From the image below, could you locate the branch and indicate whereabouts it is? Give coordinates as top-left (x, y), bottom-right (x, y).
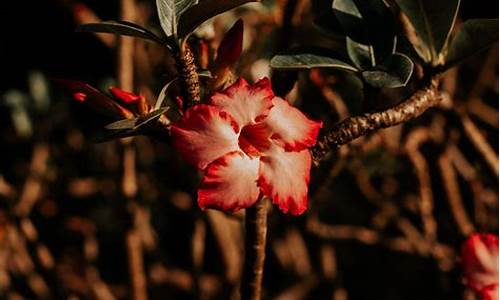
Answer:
top-left (311, 77), bottom-right (441, 164)
top-left (241, 196), bottom-right (268, 300)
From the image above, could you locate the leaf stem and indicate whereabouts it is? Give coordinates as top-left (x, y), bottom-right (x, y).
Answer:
top-left (241, 196), bottom-right (268, 300)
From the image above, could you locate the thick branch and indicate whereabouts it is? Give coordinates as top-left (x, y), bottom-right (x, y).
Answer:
top-left (241, 197), bottom-right (268, 300)
top-left (311, 77), bottom-right (441, 164)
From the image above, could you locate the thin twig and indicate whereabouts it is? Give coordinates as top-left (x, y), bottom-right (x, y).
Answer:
top-left (461, 114), bottom-right (499, 177)
top-left (15, 143), bottom-right (49, 217)
top-left (404, 128), bottom-right (437, 242)
top-left (438, 150), bottom-right (475, 236)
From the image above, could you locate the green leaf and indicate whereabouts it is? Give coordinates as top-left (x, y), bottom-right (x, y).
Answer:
top-left (104, 108), bottom-right (169, 130)
top-left (156, 0), bottom-right (199, 37)
top-left (445, 19), bottom-right (499, 69)
top-left (346, 37), bottom-right (375, 69)
top-left (135, 107), bottom-right (169, 129)
top-left (395, 0), bottom-right (460, 64)
top-left (105, 118), bottom-right (137, 130)
top-left (271, 54), bottom-right (357, 71)
top-left (155, 78), bottom-right (179, 110)
top-left (311, 0), bottom-right (345, 38)
top-left (178, 0), bottom-right (258, 39)
top-left (362, 53), bottom-right (414, 88)
top-left (332, 0), bottom-right (396, 64)
top-left (332, 0), bottom-right (365, 42)
top-left (76, 21), bottom-right (164, 44)
top-left (271, 48), bottom-right (358, 72)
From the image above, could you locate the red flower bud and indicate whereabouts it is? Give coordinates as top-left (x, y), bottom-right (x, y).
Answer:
top-left (215, 19), bottom-right (244, 69)
top-left (109, 86), bottom-right (141, 104)
top-left (55, 79), bottom-right (133, 119)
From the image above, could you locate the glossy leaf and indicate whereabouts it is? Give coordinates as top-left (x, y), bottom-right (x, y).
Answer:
top-left (332, 0), bottom-right (396, 64)
top-left (346, 37), bottom-right (374, 69)
top-left (178, 0), bottom-right (258, 39)
top-left (332, 0), bottom-right (365, 41)
top-left (156, 0), bottom-right (199, 36)
top-left (76, 21), bottom-right (164, 44)
top-left (135, 107), bottom-right (169, 129)
top-left (362, 53), bottom-right (414, 88)
top-left (155, 78), bottom-right (179, 110)
top-left (105, 118), bottom-right (136, 130)
top-left (445, 19), bottom-right (499, 69)
top-left (395, 0), bottom-right (460, 64)
top-left (312, 5), bottom-right (345, 37)
top-left (105, 107), bottom-right (168, 130)
top-left (271, 49), bottom-right (357, 72)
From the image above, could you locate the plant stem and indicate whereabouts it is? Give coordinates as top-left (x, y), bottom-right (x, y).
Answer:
top-left (311, 77), bottom-right (441, 164)
top-left (177, 45), bottom-right (201, 108)
top-left (241, 196), bottom-right (268, 300)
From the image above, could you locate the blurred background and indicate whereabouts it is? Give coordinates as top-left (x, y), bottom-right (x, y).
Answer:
top-left (0, 0), bottom-right (498, 299)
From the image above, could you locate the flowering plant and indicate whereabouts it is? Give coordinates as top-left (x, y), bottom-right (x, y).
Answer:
top-left (53, 0), bottom-right (498, 299)
top-left (172, 78), bottom-right (321, 215)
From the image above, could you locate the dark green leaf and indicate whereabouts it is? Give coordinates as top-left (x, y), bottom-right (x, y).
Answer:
top-left (332, 0), bottom-right (365, 41)
top-left (346, 37), bottom-right (374, 69)
top-left (312, 5), bottom-right (345, 37)
top-left (156, 0), bottom-right (199, 36)
top-left (155, 78), bottom-right (179, 110)
top-left (77, 21), bottom-right (164, 44)
top-left (105, 118), bottom-right (137, 130)
top-left (135, 107), bottom-right (169, 129)
top-left (395, 0), bottom-right (460, 64)
top-left (362, 53), bottom-right (414, 88)
top-left (178, 0), bottom-right (258, 39)
top-left (104, 107), bottom-right (169, 131)
top-left (445, 19), bottom-right (499, 69)
top-left (332, 0), bottom-right (396, 64)
top-left (271, 53), bottom-right (357, 71)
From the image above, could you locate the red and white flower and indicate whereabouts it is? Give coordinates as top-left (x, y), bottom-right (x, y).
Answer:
top-left (461, 233), bottom-right (499, 300)
top-left (171, 77), bottom-right (322, 215)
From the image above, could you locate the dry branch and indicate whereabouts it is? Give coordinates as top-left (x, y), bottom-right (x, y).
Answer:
top-left (311, 78), bottom-right (441, 163)
top-left (438, 150), bottom-right (475, 236)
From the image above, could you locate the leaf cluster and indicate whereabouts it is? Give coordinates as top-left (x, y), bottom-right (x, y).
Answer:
top-left (271, 0), bottom-right (498, 89)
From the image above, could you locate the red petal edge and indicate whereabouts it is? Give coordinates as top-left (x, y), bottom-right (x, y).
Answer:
top-left (198, 151), bottom-right (260, 212)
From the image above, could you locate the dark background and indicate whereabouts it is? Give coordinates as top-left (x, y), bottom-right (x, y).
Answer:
top-left (0, 0), bottom-right (498, 299)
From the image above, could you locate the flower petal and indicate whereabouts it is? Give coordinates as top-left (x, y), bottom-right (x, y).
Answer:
top-left (171, 104), bottom-right (240, 169)
top-left (257, 144), bottom-right (312, 215)
top-left (210, 77), bottom-right (274, 127)
top-left (462, 233), bottom-right (499, 294)
top-left (265, 97), bottom-right (322, 151)
top-left (198, 151), bottom-right (260, 212)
